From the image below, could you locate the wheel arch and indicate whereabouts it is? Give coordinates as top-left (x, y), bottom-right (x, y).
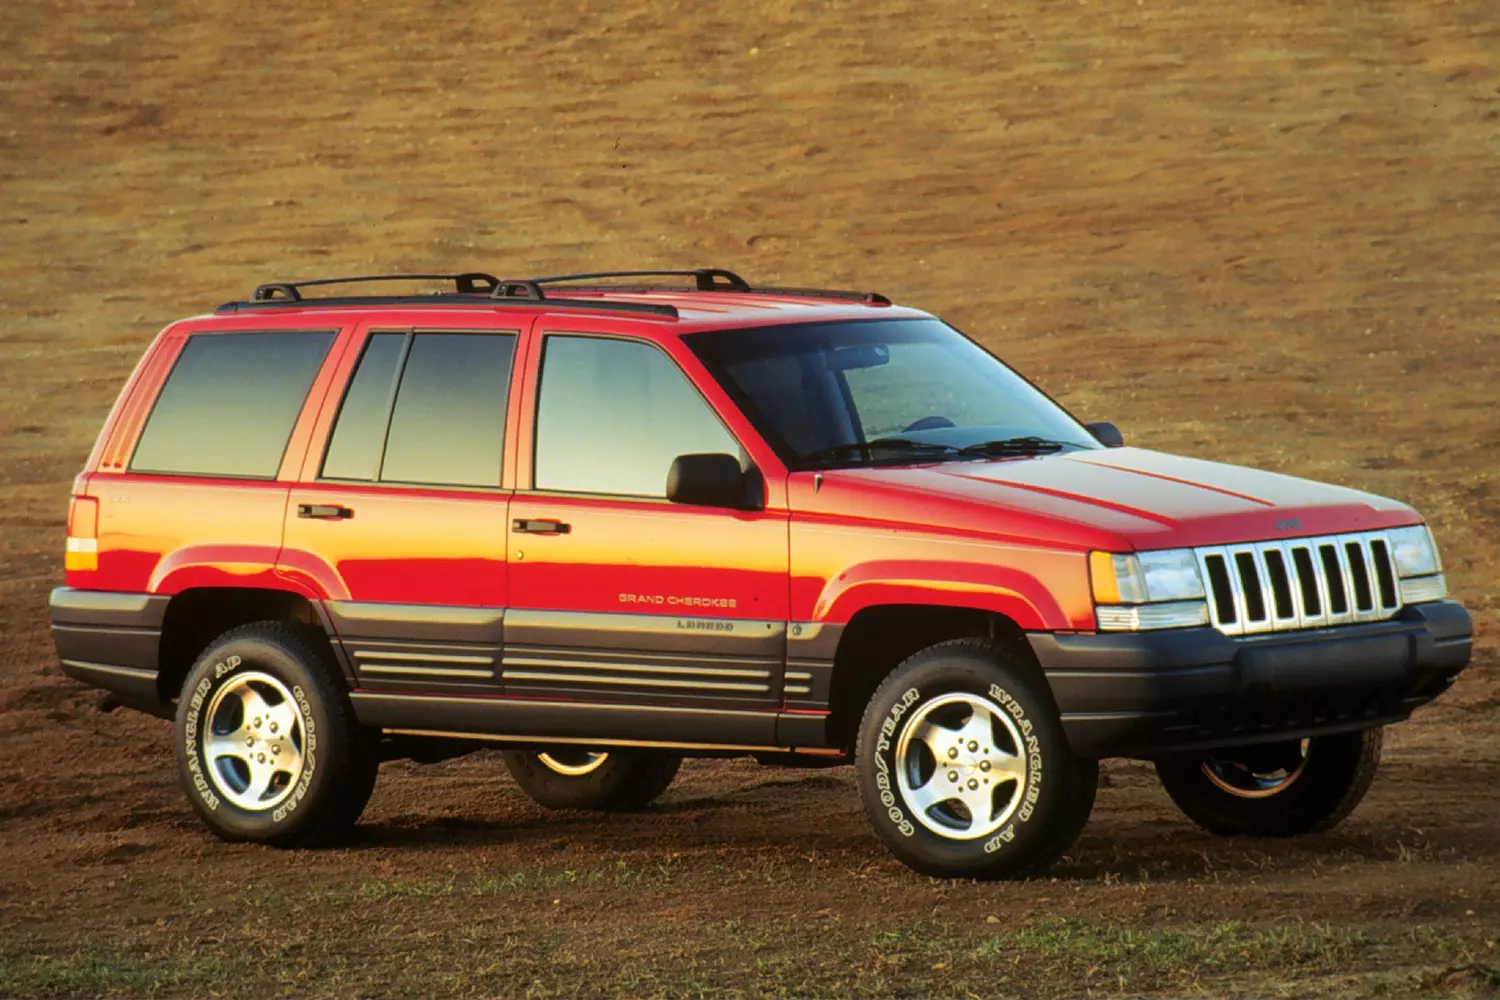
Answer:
top-left (156, 586), bottom-right (342, 702)
top-left (824, 602), bottom-right (1044, 751)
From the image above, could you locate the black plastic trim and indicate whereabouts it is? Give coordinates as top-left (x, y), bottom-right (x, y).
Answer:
top-left (49, 587), bottom-right (169, 629)
top-left (351, 692), bottom-right (782, 746)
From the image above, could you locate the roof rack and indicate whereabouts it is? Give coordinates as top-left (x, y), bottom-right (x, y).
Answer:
top-left (528, 269), bottom-right (889, 304)
top-left (223, 267), bottom-right (889, 317)
top-left (252, 273), bottom-right (503, 302)
top-left (531, 269), bottom-right (752, 292)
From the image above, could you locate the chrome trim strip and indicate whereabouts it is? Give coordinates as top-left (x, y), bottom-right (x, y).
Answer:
top-left (502, 657), bottom-right (771, 679)
top-left (355, 650), bottom-right (496, 666)
top-left (502, 670), bottom-right (770, 693)
top-left (360, 664), bottom-right (495, 679)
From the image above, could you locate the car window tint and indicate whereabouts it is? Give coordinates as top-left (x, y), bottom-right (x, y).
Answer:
top-left (534, 336), bottom-right (738, 496)
top-left (321, 333), bottom-right (405, 481)
top-left (131, 331), bottom-right (335, 478)
top-left (379, 333), bottom-right (516, 487)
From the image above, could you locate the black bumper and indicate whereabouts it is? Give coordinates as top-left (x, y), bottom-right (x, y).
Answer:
top-left (1028, 600), bottom-right (1473, 759)
top-left (49, 587), bottom-right (171, 716)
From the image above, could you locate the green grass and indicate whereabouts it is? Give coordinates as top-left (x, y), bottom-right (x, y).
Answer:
top-left (0, 951), bottom-right (233, 997)
top-left (302, 859), bottom-right (678, 903)
top-left (3, 909), bottom-right (1494, 999)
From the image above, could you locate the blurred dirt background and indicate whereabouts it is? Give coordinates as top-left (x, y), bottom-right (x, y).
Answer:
top-left (1, 0), bottom-right (1497, 995)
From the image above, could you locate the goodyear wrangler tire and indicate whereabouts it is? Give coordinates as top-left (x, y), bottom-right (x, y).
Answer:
top-left (501, 749), bottom-right (682, 811)
top-left (855, 639), bottom-right (1097, 879)
top-left (1154, 728), bottom-right (1383, 838)
top-left (174, 622), bottom-right (379, 846)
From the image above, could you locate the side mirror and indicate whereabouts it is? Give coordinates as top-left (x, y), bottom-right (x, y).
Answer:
top-left (1086, 421), bottom-right (1125, 448)
top-left (666, 453), bottom-right (757, 509)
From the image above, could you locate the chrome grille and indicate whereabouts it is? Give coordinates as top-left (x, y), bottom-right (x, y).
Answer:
top-left (1197, 531), bottom-right (1401, 636)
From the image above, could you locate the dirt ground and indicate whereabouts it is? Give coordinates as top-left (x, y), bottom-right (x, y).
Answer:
top-left (1, 0), bottom-right (1498, 995)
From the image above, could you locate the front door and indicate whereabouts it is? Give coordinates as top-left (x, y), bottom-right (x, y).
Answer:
top-left (505, 332), bottom-right (790, 718)
top-left (279, 324), bottom-right (522, 694)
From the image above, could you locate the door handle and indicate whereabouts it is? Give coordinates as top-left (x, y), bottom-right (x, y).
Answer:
top-left (512, 518), bottom-right (571, 535)
top-left (298, 504), bottom-right (354, 520)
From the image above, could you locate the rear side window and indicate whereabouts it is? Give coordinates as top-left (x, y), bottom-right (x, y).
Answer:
top-left (533, 335), bottom-right (738, 496)
top-left (130, 331), bottom-right (336, 478)
top-left (321, 331), bottom-right (516, 488)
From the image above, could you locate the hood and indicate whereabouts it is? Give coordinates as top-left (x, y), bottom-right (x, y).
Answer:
top-left (812, 447), bottom-right (1418, 551)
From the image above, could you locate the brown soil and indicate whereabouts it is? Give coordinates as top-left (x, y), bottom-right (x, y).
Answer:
top-left (1, 0), bottom-right (1497, 995)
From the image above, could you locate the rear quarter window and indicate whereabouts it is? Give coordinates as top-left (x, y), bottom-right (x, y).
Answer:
top-left (129, 331), bottom-right (336, 478)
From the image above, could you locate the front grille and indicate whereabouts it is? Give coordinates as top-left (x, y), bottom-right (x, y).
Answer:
top-left (1197, 531), bottom-right (1401, 636)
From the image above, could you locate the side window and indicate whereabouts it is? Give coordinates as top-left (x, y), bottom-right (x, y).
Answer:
top-left (131, 331), bottom-right (336, 478)
top-left (321, 331), bottom-right (516, 488)
top-left (534, 335), bottom-right (739, 497)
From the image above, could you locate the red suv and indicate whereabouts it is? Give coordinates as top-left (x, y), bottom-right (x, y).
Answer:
top-left (50, 269), bottom-right (1472, 878)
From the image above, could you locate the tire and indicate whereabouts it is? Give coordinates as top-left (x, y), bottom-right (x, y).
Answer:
top-left (174, 621), bottom-right (380, 846)
top-left (1154, 727), bottom-right (1383, 837)
top-left (854, 639), bottom-right (1098, 880)
top-left (501, 748), bottom-right (681, 811)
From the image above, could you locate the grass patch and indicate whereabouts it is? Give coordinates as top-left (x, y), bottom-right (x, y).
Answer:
top-left (978, 917), bottom-right (1373, 973)
top-left (0, 951), bottom-right (231, 997)
top-left (303, 859), bottom-right (677, 903)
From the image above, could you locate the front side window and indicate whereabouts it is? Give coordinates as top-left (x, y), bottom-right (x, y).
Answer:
top-left (321, 331), bottom-right (516, 488)
top-left (687, 318), bottom-right (1100, 468)
top-left (131, 331), bottom-right (336, 478)
top-left (533, 335), bottom-right (739, 497)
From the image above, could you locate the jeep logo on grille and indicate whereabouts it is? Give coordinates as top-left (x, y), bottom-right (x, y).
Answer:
top-left (1276, 517), bottom-right (1303, 532)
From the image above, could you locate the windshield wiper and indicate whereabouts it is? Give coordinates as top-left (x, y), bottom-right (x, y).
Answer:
top-left (801, 437), bottom-right (962, 465)
top-left (957, 436), bottom-right (1070, 457)
top-left (802, 435), bottom-right (1075, 467)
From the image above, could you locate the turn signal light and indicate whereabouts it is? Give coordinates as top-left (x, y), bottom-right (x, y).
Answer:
top-left (65, 496), bottom-right (99, 572)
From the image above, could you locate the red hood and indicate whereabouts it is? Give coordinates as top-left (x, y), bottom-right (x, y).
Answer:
top-left (813, 447), bottom-right (1419, 550)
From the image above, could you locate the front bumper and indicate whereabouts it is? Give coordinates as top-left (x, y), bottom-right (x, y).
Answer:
top-left (1028, 599), bottom-right (1473, 759)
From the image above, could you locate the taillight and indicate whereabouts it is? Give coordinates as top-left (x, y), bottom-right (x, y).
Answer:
top-left (65, 496), bottom-right (99, 572)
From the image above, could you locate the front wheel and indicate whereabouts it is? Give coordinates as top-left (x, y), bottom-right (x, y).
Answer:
top-left (1154, 727), bottom-right (1383, 837)
top-left (501, 748), bottom-right (681, 811)
top-left (854, 639), bottom-right (1098, 880)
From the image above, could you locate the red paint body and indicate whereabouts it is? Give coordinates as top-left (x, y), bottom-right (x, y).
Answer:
top-left (66, 294), bottom-right (1424, 665)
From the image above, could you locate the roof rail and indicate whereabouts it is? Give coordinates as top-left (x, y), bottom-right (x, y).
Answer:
top-left (218, 294), bottom-right (679, 318)
top-left (532, 269), bottom-right (752, 292)
top-left (526, 269), bottom-right (888, 304)
top-left (251, 273), bottom-right (501, 302)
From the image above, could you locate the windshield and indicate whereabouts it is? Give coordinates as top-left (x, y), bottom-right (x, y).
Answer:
top-left (687, 318), bottom-right (1100, 468)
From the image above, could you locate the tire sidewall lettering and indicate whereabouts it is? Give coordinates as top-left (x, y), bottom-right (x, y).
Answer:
top-left (272, 684), bottom-right (319, 823)
top-left (981, 682), bottom-right (1043, 855)
top-left (874, 686), bottom-right (921, 838)
top-left (183, 675), bottom-right (220, 811)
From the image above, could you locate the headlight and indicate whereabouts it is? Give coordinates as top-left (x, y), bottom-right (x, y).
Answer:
top-left (1389, 524), bottom-right (1446, 604)
top-left (1090, 549), bottom-right (1209, 630)
top-left (1389, 525), bottom-right (1441, 578)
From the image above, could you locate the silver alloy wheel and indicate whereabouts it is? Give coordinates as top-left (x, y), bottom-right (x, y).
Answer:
top-left (1201, 739), bottom-right (1311, 799)
top-left (536, 749), bottom-right (610, 777)
top-left (895, 691), bottom-right (1029, 840)
top-left (203, 671), bottom-right (307, 811)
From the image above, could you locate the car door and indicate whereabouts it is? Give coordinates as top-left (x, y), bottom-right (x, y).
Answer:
top-left (279, 322), bottom-right (524, 695)
top-left (505, 330), bottom-right (791, 717)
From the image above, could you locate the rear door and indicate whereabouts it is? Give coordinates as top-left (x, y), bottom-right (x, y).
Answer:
top-left (279, 322), bottom-right (524, 695)
top-left (505, 331), bottom-right (791, 716)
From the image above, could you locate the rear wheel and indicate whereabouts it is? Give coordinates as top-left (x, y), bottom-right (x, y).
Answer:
top-left (854, 639), bottom-right (1097, 879)
top-left (174, 622), bottom-right (379, 846)
top-left (501, 748), bottom-right (681, 811)
top-left (1154, 728), bottom-right (1383, 837)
